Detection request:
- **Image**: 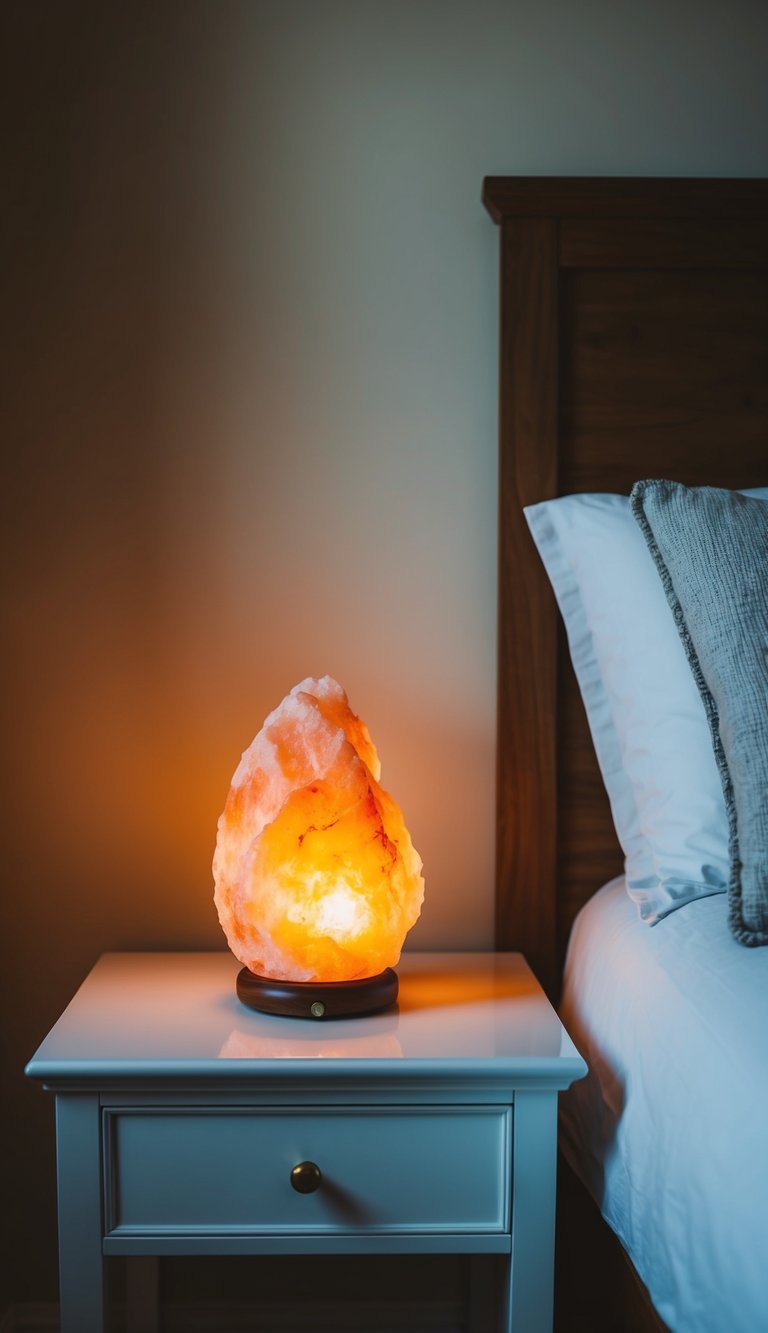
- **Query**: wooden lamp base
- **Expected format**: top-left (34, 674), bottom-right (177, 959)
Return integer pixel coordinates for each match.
top-left (236, 966), bottom-right (399, 1019)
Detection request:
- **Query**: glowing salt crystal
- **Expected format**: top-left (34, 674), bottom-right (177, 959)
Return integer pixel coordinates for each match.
top-left (213, 676), bottom-right (424, 982)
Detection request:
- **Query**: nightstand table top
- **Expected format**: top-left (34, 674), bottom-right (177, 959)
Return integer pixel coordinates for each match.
top-left (26, 950), bottom-right (585, 1088)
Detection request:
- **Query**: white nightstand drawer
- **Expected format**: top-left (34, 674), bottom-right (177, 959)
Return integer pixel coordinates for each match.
top-left (104, 1106), bottom-right (511, 1236)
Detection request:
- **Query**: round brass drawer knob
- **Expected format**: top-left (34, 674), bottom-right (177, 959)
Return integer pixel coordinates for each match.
top-left (290, 1160), bottom-right (322, 1194)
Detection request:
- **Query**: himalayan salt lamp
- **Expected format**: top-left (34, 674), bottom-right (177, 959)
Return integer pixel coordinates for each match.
top-left (213, 676), bottom-right (424, 1018)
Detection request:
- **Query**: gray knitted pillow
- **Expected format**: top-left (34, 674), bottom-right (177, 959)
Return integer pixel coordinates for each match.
top-left (630, 480), bottom-right (768, 945)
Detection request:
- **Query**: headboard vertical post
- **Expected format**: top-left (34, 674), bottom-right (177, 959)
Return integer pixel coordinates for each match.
top-left (496, 217), bottom-right (560, 995)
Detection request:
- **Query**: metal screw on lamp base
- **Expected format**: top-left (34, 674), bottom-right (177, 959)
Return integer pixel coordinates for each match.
top-left (235, 967), bottom-right (399, 1019)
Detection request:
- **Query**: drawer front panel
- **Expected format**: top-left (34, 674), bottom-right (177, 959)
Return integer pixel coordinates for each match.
top-left (105, 1106), bottom-right (510, 1236)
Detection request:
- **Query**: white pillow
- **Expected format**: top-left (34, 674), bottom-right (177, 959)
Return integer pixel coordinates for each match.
top-left (524, 490), bottom-right (768, 923)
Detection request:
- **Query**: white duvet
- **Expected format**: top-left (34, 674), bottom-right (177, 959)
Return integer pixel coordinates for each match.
top-left (559, 877), bottom-right (768, 1333)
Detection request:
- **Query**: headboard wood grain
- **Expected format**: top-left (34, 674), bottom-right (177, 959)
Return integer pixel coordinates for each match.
top-left (483, 177), bottom-right (768, 997)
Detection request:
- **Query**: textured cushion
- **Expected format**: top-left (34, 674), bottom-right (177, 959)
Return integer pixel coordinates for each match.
top-left (525, 493), bottom-right (730, 923)
top-left (631, 481), bottom-right (768, 946)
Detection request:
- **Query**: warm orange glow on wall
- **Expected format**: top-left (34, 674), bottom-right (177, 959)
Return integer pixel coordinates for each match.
top-left (213, 677), bottom-right (424, 983)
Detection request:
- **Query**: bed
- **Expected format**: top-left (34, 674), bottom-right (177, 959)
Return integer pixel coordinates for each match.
top-left (482, 176), bottom-right (768, 1332)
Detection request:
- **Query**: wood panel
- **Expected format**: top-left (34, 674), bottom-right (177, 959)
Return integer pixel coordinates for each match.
top-left (559, 269), bottom-right (768, 494)
top-left (559, 218), bottom-right (767, 268)
top-left (484, 177), bottom-right (768, 996)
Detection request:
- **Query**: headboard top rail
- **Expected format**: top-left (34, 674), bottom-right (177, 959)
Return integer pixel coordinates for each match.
top-left (482, 175), bottom-right (768, 223)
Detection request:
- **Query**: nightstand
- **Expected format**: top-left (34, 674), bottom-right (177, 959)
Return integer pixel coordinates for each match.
top-left (26, 951), bottom-right (585, 1332)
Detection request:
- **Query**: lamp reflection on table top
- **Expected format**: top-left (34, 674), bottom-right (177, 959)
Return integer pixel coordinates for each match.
top-left (218, 1023), bottom-right (404, 1060)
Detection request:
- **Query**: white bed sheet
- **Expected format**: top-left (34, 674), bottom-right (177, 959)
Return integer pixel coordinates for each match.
top-left (559, 876), bottom-right (768, 1333)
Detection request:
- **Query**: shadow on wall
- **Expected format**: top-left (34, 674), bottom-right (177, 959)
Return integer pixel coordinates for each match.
top-left (2, 2), bottom-right (266, 1302)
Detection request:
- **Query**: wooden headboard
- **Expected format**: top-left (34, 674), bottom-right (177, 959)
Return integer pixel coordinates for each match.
top-left (483, 177), bottom-right (768, 997)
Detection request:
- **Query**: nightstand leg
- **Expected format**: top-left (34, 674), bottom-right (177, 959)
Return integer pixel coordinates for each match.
top-left (505, 1090), bottom-right (558, 1333)
top-left (55, 1095), bottom-right (105, 1333)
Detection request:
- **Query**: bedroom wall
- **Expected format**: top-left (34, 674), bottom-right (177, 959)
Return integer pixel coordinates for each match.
top-left (3, 0), bottom-right (767, 1308)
